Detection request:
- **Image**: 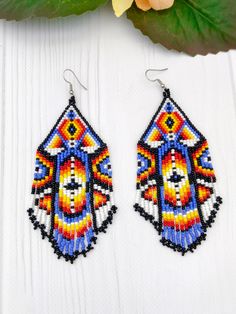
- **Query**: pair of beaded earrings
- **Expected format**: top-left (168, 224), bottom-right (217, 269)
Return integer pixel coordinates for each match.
top-left (28, 69), bottom-right (222, 263)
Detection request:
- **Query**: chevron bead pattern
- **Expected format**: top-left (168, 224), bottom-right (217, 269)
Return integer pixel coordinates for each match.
top-left (134, 88), bottom-right (222, 255)
top-left (28, 96), bottom-right (117, 263)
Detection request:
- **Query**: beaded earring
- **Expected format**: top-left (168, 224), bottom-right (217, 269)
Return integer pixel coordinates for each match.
top-left (134, 69), bottom-right (222, 255)
top-left (28, 69), bottom-right (117, 263)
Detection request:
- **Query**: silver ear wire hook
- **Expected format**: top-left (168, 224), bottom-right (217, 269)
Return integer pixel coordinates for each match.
top-left (63, 69), bottom-right (88, 96)
top-left (145, 68), bottom-right (168, 89)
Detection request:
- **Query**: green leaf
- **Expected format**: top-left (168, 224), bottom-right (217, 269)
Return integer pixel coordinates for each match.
top-left (0, 0), bottom-right (108, 20)
top-left (127, 0), bottom-right (236, 55)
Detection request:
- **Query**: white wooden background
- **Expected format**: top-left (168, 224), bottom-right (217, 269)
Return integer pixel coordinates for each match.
top-left (0, 4), bottom-right (236, 314)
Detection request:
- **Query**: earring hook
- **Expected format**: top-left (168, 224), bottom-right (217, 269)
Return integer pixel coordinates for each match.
top-left (145, 68), bottom-right (168, 89)
top-left (63, 69), bottom-right (88, 95)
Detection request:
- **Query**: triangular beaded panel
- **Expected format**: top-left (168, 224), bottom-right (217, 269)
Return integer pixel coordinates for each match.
top-left (28, 96), bottom-right (117, 263)
top-left (135, 89), bottom-right (222, 255)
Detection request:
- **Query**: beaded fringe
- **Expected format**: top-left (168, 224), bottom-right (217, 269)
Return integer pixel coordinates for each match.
top-left (28, 96), bottom-right (117, 263)
top-left (134, 89), bottom-right (222, 255)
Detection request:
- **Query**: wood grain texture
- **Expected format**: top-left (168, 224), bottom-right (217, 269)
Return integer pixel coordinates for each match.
top-left (0, 4), bottom-right (236, 314)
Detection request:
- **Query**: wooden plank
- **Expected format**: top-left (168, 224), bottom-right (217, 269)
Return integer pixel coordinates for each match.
top-left (0, 19), bottom-right (5, 314)
top-left (0, 6), bottom-right (236, 314)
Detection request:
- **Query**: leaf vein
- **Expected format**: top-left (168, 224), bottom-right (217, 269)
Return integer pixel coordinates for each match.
top-left (182, 0), bottom-right (236, 41)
